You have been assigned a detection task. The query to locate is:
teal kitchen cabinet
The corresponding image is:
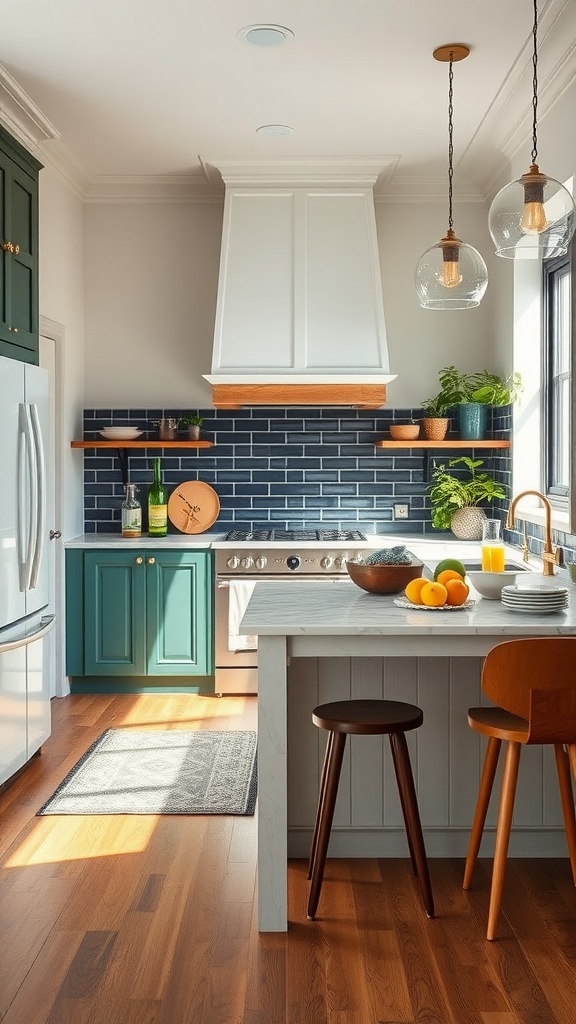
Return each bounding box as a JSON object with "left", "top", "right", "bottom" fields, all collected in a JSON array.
[
  {"left": 66, "top": 548, "right": 214, "bottom": 690},
  {"left": 0, "top": 126, "right": 42, "bottom": 364}
]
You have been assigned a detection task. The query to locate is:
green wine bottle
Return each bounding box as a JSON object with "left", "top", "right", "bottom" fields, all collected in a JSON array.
[{"left": 148, "top": 457, "right": 168, "bottom": 536}]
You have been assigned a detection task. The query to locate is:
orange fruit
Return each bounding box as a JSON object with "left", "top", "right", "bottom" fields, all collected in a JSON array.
[
  {"left": 420, "top": 581, "right": 448, "bottom": 607},
  {"left": 404, "top": 577, "right": 429, "bottom": 605},
  {"left": 445, "top": 578, "right": 470, "bottom": 606},
  {"left": 436, "top": 568, "right": 465, "bottom": 586}
]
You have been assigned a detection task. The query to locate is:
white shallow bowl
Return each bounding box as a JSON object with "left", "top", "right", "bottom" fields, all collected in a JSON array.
[
  {"left": 466, "top": 568, "right": 527, "bottom": 600},
  {"left": 100, "top": 427, "right": 142, "bottom": 439}
]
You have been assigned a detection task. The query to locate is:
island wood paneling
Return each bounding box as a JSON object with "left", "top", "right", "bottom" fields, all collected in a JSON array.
[{"left": 286, "top": 655, "right": 566, "bottom": 857}]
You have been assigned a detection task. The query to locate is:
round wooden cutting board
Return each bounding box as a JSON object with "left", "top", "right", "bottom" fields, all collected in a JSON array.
[{"left": 167, "top": 480, "right": 220, "bottom": 534}]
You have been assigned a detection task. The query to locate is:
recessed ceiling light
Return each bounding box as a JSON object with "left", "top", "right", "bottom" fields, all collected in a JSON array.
[
  {"left": 237, "top": 24, "right": 294, "bottom": 47},
  {"left": 256, "top": 125, "right": 295, "bottom": 137}
]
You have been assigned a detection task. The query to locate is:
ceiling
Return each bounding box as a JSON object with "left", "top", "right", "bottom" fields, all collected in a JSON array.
[{"left": 1, "top": 0, "right": 575, "bottom": 200}]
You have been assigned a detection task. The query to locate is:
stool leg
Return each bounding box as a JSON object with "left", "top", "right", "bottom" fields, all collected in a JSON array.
[
  {"left": 554, "top": 743, "right": 576, "bottom": 886},
  {"left": 307, "top": 731, "right": 347, "bottom": 920},
  {"left": 463, "top": 736, "right": 501, "bottom": 890},
  {"left": 307, "top": 731, "right": 334, "bottom": 880},
  {"left": 487, "top": 740, "right": 521, "bottom": 941},
  {"left": 569, "top": 744, "right": 576, "bottom": 784},
  {"left": 390, "top": 731, "right": 435, "bottom": 919},
  {"left": 389, "top": 732, "right": 418, "bottom": 877}
]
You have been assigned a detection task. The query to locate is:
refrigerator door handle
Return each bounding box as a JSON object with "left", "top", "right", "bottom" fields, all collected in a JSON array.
[
  {"left": 0, "top": 614, "right": 55, "bottom": 654},
  {"left": 29, "top": 402, "right": 46, "bottom": 590},
  {"left": 17, "top": 403, "right": 38, "bottom": 592}
]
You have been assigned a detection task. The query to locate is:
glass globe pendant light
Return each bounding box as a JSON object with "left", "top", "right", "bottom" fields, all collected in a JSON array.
[
  {"left": 415, "top": 45, "right": 488, "bottom": 309},
  {"left": 489, "top": 0, "right": 576, "bottom": 259}
]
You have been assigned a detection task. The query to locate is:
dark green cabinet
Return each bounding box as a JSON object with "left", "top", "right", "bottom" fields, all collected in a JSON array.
[
  {"left": 66, "top": 548, "right": 214, "bottom": 690},
  {"left": 0, "top": 126, "right": 41, "bottom": 364}
]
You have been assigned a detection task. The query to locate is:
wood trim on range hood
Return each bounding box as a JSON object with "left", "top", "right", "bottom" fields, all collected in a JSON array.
[{"left": 209, "top": 382, "right": 390, "bottom": 409}]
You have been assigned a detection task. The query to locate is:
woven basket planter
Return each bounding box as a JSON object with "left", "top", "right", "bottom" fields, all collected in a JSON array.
[
  {"left": 450, "top": 506, "right": 487, "bottom": 540},
  {"left": 421, "top": 417, "right": 449, "bottom": 441}
]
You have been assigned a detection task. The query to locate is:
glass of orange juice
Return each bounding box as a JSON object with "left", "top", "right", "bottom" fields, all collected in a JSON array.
[{"left": 481, "top": 518, "right": 505, "bottom": 572}]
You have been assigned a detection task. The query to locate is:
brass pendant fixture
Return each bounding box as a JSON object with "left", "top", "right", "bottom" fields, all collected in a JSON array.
[
  {"left": 415, "top": 44, "right": 488, "bottom": 310},
  {"left": 489, "top": 0, "right": 575, "bottom": 259}
]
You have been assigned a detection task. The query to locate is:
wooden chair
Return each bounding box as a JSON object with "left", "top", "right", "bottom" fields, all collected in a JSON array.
[
  {"left": 307, "top": 698, "right": 434, "bottom": 921},
  {"left": 463, "top": 637, "right": 576, "bottom": 940}
]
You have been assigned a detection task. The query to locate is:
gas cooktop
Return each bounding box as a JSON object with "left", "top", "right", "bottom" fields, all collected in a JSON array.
[{"left": 225, "top": 529, "right": 366, "bottom": 543}]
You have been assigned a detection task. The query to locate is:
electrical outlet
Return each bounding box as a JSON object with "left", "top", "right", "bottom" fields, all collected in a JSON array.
[{"left": 393, "top": 503, "right": 409, "bottom": 520}]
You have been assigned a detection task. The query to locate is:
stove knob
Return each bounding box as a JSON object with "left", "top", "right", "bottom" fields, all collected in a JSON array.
[
  {"left": 227, "top": 556, "right": 240, "bottom": 570},
  {"left": 334, "top": 556, "right": 346, "bottom": 570},
  {"left": 241, "top": 556, "right": 254, "bottom": 570},
  {"left": 255, "top": 556, "right": 268, "bottom": 570},
  {"left": 286, "top": 555, "right": 301, "bottom": 571},
  {"left": 320, "top": 556, "right": 333, "bottom": 570}
]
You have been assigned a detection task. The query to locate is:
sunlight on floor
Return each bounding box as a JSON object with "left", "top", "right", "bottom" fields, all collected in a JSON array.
[{"left": 6, "top": 814, "right": 158, "bottom": 866}]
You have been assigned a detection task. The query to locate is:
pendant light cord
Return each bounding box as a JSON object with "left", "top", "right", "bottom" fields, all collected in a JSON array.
[
  {"left": 531, "top": 0, "right": 539, "bottom": 164},
  {"left": 447, "top": 53, "right": 454, "bottom": 231}
]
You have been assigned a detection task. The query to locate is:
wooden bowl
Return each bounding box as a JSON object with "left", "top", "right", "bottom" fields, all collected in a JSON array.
[
  {"left": 346, "top": 557, "right": 424, "bottom": 595},
  {"left": 389, "top": 424, "right": 420, "bottom": 440}
]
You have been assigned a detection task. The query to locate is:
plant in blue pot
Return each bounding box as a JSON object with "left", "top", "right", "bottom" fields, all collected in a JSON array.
[{"left": 436, "top": 366, "right": 522, "bottom": 440}]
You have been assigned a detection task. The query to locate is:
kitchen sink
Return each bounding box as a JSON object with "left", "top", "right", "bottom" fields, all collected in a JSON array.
[{"left": 461, "top": 561, "right": 531, "bottom": 573}]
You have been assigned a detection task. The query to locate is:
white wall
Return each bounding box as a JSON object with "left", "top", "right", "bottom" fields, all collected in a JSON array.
[
  {"left": 376, "top": 199, "right": 497, "bottom": 407},
  {"left": 83, "top": 201, "right": 223, "bottom": 408},
  {"left": 38, "top": 164, "right": 85, "bottom": 542}
]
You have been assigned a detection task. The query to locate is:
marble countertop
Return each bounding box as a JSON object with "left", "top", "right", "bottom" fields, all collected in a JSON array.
[
  {"left": 240, "top": 577, "right": 576, "bottom": 636},
  {"left": 65, "top": 532, "right": 224, "bottom": 549}
]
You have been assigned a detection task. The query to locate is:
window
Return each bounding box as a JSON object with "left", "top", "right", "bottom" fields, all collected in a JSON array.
[{"left": 543, "top": 244, "right": 575, "bottom": 516}]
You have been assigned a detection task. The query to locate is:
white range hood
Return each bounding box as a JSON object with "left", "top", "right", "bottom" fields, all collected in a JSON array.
[{"left": 204, "top": 159, "right": 396, "bottom": 408}]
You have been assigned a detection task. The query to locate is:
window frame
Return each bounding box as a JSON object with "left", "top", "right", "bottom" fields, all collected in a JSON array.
[{"left": 542, "top": 242, "right": 575, "bottom": 524}]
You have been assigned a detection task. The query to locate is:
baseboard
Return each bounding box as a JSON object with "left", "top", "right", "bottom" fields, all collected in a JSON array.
[{"left": 287, "top": 826, "right": 569, "bottom": 858}]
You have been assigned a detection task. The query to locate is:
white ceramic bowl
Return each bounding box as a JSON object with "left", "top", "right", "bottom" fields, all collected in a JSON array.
[
  {"left": 466, "top": 568, "right": 527, "bottom": 600},
  {"left": 99, "top": 427, "right": 142, "bottom": 440}
]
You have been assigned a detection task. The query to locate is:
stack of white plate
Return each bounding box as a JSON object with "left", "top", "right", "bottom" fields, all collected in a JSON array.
[
  {"left": 501, "top": 583, "right": 569, "bottom": 615},
  {"left": 99, "top": 427, "right": 143, "bottom": 440}
]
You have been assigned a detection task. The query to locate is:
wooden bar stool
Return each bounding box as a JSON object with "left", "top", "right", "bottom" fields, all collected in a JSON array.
[
  {"left": 307, "top": 698, "right": 434, "bottom": 920},
  {"left": 463, "top": 637, "right": 576, "bottom": 940}
]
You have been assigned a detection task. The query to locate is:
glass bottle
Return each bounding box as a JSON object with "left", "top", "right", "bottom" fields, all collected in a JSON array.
[
  {"left": 121, "top": 483, "right": 142, "bottom": 538},
  {"left": 481, "top": 518, "right": 505, "bottom": 572},
  {"left": 148, "top": 458, "right": 168, "bottom": 537}
]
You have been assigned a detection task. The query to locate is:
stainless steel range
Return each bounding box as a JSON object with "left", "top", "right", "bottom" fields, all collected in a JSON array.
[{"left": 215, "top": 529, "right": 367, "bottom": 694}]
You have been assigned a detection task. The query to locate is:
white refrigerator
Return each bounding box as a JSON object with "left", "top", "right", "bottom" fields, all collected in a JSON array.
[{"left": 0, "top": 354, "right": 55, "bottom": 786}]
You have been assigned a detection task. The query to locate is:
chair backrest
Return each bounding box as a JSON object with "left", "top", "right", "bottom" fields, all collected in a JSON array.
[{"left": 482, "top": 637, "right": 576, "bottom": 744}]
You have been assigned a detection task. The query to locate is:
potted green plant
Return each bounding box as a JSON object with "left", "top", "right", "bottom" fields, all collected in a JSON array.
[
  {"left": 420, "top": 389, "right": 453, "bottom": 441},
  {"left": 428, "top": 456, "right": 507, "bottom": 538},
  {"left": 437, "top": 366, "right": 522, "bottom": 440},
  {"left": 179, "top": 414, "right": 204, "bottom": 440}
]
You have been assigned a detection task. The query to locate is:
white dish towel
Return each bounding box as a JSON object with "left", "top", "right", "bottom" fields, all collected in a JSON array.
[{"left": 228, "top": 581, "right": 258, "bottom": 651}]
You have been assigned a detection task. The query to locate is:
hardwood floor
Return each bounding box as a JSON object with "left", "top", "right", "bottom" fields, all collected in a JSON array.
[{"left": 1, "top": 693, "right": 576, "bottom": 1023}]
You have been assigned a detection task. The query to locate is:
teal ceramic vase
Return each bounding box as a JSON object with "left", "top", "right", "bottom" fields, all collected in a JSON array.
[{"left": 457, "top": 403, "right": 488, "bottom": 440}]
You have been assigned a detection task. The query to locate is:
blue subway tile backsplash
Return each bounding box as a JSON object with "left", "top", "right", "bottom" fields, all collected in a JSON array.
[{"left": 81, "top": 406, "right": 513, "bottom": 538}]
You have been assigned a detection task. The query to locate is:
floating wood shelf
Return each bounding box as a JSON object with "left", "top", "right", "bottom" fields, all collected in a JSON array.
[
  {"left": 71, "top": 440, "right": 214, "bottom": 449},
  {"left": 374, "top": 440, "right": 510, "bottom": 449}
]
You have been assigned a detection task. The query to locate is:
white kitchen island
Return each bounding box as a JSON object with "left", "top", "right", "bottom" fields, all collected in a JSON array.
[{"left": 240, "top": 576, "right": 576, "bottom": 931}]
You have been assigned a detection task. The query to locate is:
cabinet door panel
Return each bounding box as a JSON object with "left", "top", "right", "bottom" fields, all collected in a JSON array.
[
  {"left": 147, "top": 552, "right": 212, "bottom": 675},
  {"left": 84, "top": 552, "right": 146, "bottom": 675}
]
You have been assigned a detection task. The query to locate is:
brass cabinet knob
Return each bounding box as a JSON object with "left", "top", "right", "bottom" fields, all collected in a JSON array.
[
  {"left": 147, "top": 556, "right": 156, "bottom": 564},
  {"left": 2, "top": 241, "right": 19, "bottom": 254},
  {"left": 135, "top": 556, "right": 143, "bottom": 564}
]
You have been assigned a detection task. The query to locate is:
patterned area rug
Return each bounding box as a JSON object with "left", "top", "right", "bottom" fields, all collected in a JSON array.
[{"left": 37, "top": 729, "right": 257, "bottom": 816}]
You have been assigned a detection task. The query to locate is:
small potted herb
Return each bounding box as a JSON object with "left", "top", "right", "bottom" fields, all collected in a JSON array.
[
  {"left": 420, "top": 391, "right": 453, "bottom": 441},
  {"left": 179, "top": 414, "right": 204, "bottom": 440}
]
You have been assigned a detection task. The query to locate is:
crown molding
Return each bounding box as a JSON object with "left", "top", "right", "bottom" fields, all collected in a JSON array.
[
  {"left": 203, "top": 156, "right": 400, "bottom": 190},
  {"left": 0, "top": 62, "right": 59, "bottom": 152},
  {"left": 82, "top": 169, "right": 221, "bottom": 203},
  {"left": 460, "top": 0, "right": 576, "bottom": 198},
  {"left": 374, "top": 175, "right": 485, "bottom": 204}
]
